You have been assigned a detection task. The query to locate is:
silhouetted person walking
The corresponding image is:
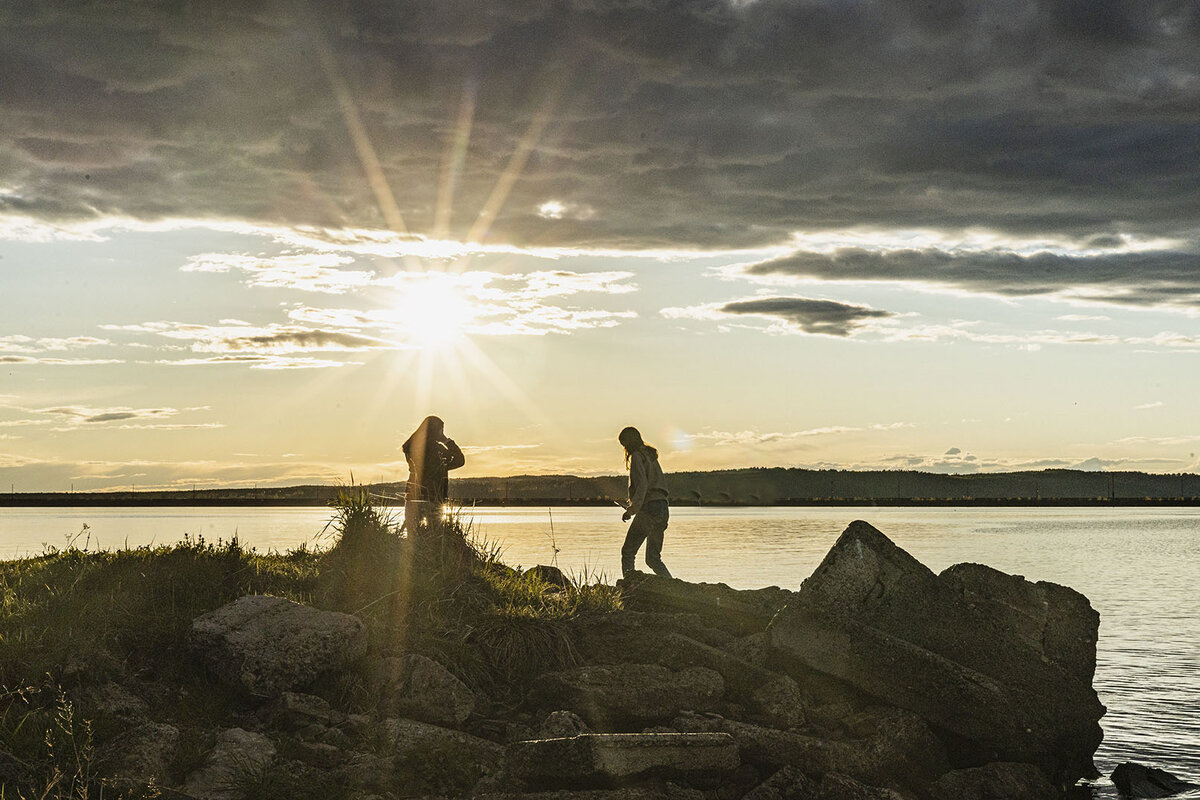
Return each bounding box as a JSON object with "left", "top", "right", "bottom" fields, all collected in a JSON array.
[
  {"left": 618, "top": 426, "right": 672, "bottom": 578},
  {"left": 402, "top": 415, "right": 465, "bottom": 531}
]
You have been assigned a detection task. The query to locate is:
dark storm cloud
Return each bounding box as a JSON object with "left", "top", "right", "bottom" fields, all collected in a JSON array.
[
  {"left": 743, "top": 246, "right": 1200, "bottom": 307},
  {"left": 0, "top": 0, "right": 1198, "bottom": 256},
  {"left": 718, "top": 297, "right": 895, "bottom": 336}
]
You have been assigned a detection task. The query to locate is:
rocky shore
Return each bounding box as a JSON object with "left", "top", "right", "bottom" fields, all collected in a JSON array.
[{"left": 0, "top": 514, "right": 1165, "bottom": 799}]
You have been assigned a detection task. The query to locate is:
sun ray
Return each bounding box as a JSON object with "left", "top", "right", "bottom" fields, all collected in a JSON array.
[
  {"left": 434, "top": 79, "right": 478, "bottom": 240},
  {"left": 450, "top": 335, "right": 564, "bottom": 439},
  {"left": 311, "top": 28, "right": 409, "bottom": 236},
  {"left": 465, "top": 76, "right": 568, "bottom": 246}
]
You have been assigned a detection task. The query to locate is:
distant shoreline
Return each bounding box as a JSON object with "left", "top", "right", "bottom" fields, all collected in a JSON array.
[
  {"left": 4, "top": 467, "right": 1198, "bottom": 508},
  {"left": 4, "top": 497, "right": 1200, "bottom": 509}
]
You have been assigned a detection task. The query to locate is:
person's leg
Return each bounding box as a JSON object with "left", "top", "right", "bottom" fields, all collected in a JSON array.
[
  {"left": 621, "top": 516, "right": 650, "bottom": 576},
  {"left": 643, "top": 517, "right": 671, "bottom": 578}
]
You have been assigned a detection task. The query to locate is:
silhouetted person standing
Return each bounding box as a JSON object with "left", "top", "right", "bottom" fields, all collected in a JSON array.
[
  {"left": 618, "top": 426, "right": 672, "bottom": 578},
  {"left": 402, "top": 415, "right": 465, "bottom": 531}
]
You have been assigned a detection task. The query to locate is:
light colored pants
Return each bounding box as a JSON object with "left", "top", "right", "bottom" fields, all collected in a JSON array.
[{"left": 622, "top": 499, "right": 671, "bottom": 578}]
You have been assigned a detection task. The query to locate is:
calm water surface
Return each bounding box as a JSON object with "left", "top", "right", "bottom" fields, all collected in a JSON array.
[{"left": 2, "top": 505, "right": 1197, "bottom": 796}]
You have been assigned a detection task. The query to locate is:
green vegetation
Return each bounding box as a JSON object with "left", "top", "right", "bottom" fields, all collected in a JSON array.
[{"left": 0, "top": 494, "right": 621, "bottom": 798}]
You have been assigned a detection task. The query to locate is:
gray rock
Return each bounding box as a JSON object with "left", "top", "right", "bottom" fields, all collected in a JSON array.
[
  {"left": 742, "top": 766, "right": 819, "bottom": 800},
  {"left": 526, "top": 564, "right": 573, "bottom": 590},
  {"left": 293, "top": 741, "right": 346, "bottom": 768},
  {"left": 538, "top": 710, "right": 592, "bottom": 739},
  {"left": 474, "top": 790, "right": 672, "bottom": 800},
  {"left": 379, "top": 653, "right": 474, "bottom": 726},
  {"left": 508, "top": 732, "right": 739, "bottom": 786},
  {"left": 815, "top": 773, "right": 910, "bottom": 800},
  {"left": 100, "top": 721, "right": 180, "bottom": 790},
  {"left": 748, "top": 676, "right": 807, "bottom": 729},
  {"left": 928, "top": 762, "right": 1058, "bottom": 800},
  {"left": 768, "top": 520, "right": 1104, "bottom": 785},
  {"left": 80, "top": 682, "right": 148, "bottom": 721},
  {"left": 383, "top": 717, "right": 505, "bottom": 773},
  {"left": 273, "top": 691, "right": 339, "bottom": 730},
  {"left": 1110, "top": 762, "right": 1200, "bottom": 798},
  {"left": 531, "top": 663, "right": 724, "bottom": 728},
  {"left": 183, "top": 727, "right": 277, "bottom": 800},
  {"left": 617, "top": 574, "right": 795, "bottom": 636},
  {"left": 570, "top": 614, "right": 792, "bottom": 712},
  {"left": 724, "top": 632, "right": 770, "bottom": 668},
  {"left": 674, "top": 706, "right": 947, "bottom": 793},
  {"left": 189, "top": 594, "right": 367, "bottom": 697}
]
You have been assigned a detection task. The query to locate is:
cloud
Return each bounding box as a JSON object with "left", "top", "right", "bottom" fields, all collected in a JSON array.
[
  {"left": 1, "top": 0, "right": 1197, "bottom": 261},
  {"left": 1134, "top": 401, "right": 1164, "bottom": 410},
  {"left": 945, "top": 447, "right": 962, "bottom": 455},
  {"left": 721, "top": 297, "right": 894, "bottom": 336},
  {"left": 688, "top": 422, "right": 914, "bottom": 450},
  {"left": 665, "top": 296, "right": 895, "bottom": 336},
  {"left": 182, "top": 253, "right": 375, "bottom": 294},
  {"left": 102, "top": 321, "right": 396, "bottom": 355},
  {"left": 292, "top": 268, "right": 639, "bottom": 338},
  {"left": 0, "top": 335, "right": 110, "bottom": 352},
  {"left": 158, "top": 355, "right": 356, "bottom": 370},
  {"left": 739, "top": 244, "right": 1200, "bottom": 310},
  {"left": 39, "top": 406, "right": 178, "bottom": 424},
  {"left": 0, "top": 355, "right": 122, "bottom": 366},
  {"left": 5, "top": 405, "right": 224, "bottom": 430}
]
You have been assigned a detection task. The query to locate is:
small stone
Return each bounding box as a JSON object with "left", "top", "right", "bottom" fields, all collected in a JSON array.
[
  {"left": 184, "top": 728, "right": 277, "bottom": 800},
  {"left": 538, "top": 710, "right": 591, "bottom": 739},
  {"left": 509, "top": 732, "right": 740, "bottom": 786}
]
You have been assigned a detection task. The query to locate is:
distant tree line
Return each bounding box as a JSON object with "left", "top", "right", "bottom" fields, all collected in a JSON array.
[{"left": 5, "top": 468, "right": 1199, "bottom": 507}]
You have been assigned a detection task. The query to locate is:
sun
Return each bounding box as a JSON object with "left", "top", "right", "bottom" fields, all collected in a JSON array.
[{"left": 397, "top": 278, "right": 476, "bottom": 348}]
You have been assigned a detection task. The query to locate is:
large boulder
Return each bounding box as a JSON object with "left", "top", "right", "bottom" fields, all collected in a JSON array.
[
  {"left": 1110, "top": 762, "right": 1200, "bottom": 798},
  {"left": 617, "top": 573, "right": 794, "bottom": 636},
  {"left": 530, "top": 663, "right": 724, "bottom": 728},
  {"left": 767, "top": 521, "right": 1104, "bottom": 786},
  {"left": 378, "top": 653, "right": 475, "bottom": 726},
  {"left": 508, "top": 732, "right": 739, "bottom": 787},
  {"left": 189, "top": 594, "right": 367, "bottom": 697},
  {"left": 927, "top": 762, "right": 1059, "bottom": 800}
]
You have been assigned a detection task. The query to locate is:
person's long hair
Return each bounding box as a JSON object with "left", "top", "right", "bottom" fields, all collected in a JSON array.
[
  {"left": 403, "top": 415, "right": 444, "bottom": 461},
  {"left": 619, "top": 426, "right": 658, "bottom": 468}
]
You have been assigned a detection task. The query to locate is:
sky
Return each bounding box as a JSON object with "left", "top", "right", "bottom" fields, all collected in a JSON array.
[{"left": 2, "top": 0, "right": 1200, "bottom": 492}]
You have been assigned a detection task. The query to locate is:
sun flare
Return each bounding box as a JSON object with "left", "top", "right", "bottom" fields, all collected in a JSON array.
[{"left": 397, "top": 278, "right": 475, "bottom": 348}]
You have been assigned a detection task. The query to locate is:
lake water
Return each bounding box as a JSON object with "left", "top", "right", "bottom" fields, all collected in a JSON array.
[{"left": 2, "top": 505, "right": 1197, "bottom": 796}]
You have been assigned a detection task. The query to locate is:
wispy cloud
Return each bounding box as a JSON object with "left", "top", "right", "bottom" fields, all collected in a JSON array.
[
  {"left": 182, "top": 253, "right": 375, "bottom": 294},
  {"left": 103, "top": 321, "right": 398, "bottom": 356},
  {"left": 0, "top": 335, "right": 110, "bottom": 352},
  {"left": 158, "top": 355, "right": 358, "bottom": 370},
  {"left": 39, "top": 406, "right": 179, "bottom": 425},
  {"left": 5, "top": 405, "right": 223, "bottom": 431},
  {"left": 0, "top": 356, "right": 122, "bottom": 366},
  {"left": 294, "top": 268, "right": 640, "bottom": 339}
]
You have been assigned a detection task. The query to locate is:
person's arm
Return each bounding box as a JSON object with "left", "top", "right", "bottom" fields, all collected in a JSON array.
[
  {"left": 443, "top": 438, "right": 465, "bottom": 471},
  {"left": 625, "top": 451, "right": 648, "bottom": 519}
]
